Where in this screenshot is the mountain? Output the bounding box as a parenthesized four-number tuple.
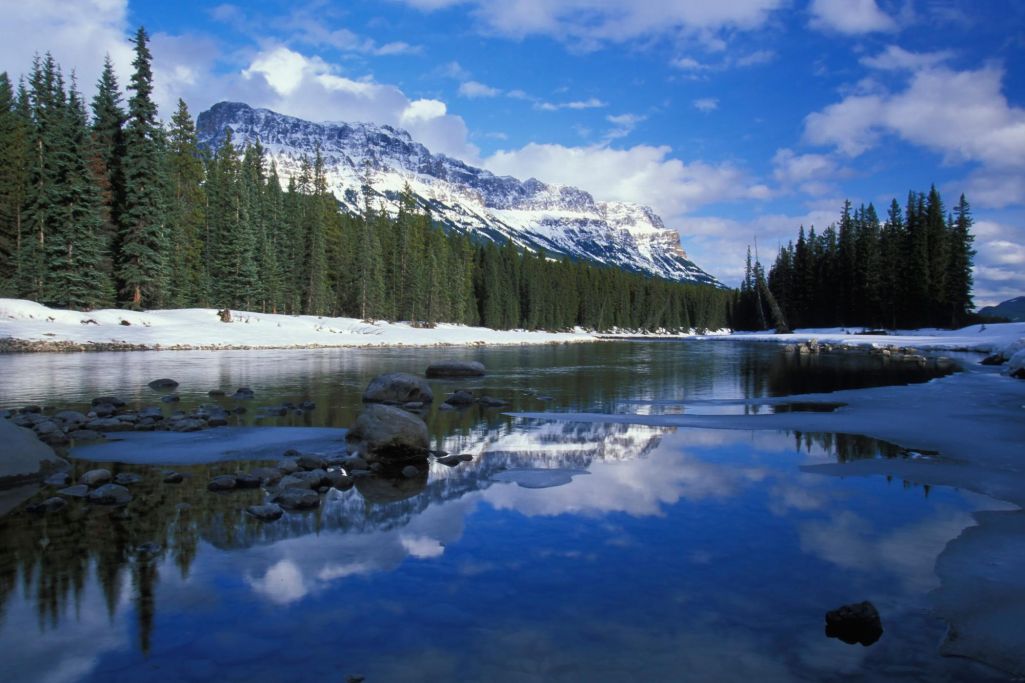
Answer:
(195, 102, 720, 286)
(978, 296, 1025, 322)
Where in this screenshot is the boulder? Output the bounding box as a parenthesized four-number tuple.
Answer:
(148, 378, 179, 390)
(362, 373, 434, 405)
(57, 484, 90, 498)
(347, 404, 430, 460)
(246, 503, 283, 522)
(79, 468, 112, 487)
(88, 484, 133, 506)
(91, 396, 125, 408)
(825, 601, 883, 646)
(234, 473, 262, 489)
(28, 496, 68, 514)
(273, 488, 320, 510)
(45, 472, 70, 487)
(444, 390, 476, 406)
(207, 475, 237, 492)
(113, 472, 143, 486)
(478, 396, 510, 408)
(425, 361, 485, 378)
(163, 472, 184, 484)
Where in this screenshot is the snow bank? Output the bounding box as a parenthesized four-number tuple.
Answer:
(709, 323, 1025, 355)
(0, 299, 595, 350)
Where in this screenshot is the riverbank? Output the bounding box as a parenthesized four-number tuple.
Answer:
(0, 299, 597, 351)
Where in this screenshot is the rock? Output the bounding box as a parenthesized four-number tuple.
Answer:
(92, 403, 117, 418)
(148, 378, 179, 390)
(161, 394, 181, 403)
(66, 428, 102, 443)
(444, 390, 476, 406)
(207, 416, 229, 427)
(459, 454, 474, 462)
(425, 360, 486, 378)
(402, 401, 425, 410)
(401, 465, 420, 478)
(208, 389, 226, 397)
(435, 454, 465, 467)
(980, 354, 1005, 366)
(324, 470, 354, 490)
(362, 372, 434, 405)
(355, 472, 427, 504)
(91, 396, 125, 408)
(339, 455, 369, 470)
(163, 472, 184, 484)
(347, 404, 430, 460)
(825, 601, 883, 646)
(276, 460, 300, 475)
(207, 475, 237, 492)
(246, 503, 283, 521)
(113, 472, 143, 486)
(32, 420, 59, 436)
(86, 418, 134, 432)
(79, 469, 112, 487)
(171, 418, 206, 433)
(273, 488, 320, 510)
(249, 467, 284, 486)
(57, 484, 90, 498)
(233, 387, 255, 400)
(234, 473, 262, 489)
(54, 410, 87, 427)
(28, 496, 68, 514)
(19, 404, 42, 414)
(297, 454, 327, 470)
(45, 472, 70, 487)
(88, 484, 133, 505)
(478, 396, 509, 408)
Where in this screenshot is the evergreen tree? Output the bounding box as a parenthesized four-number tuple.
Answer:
(118, 27, 167, 308)
(945, 194, 975, 327)
(164, 99, 206, 306)
(90, 55, 125, 266)
(0, 73, 30, 293)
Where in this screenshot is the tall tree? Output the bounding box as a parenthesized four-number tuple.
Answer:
(118, 27, 167, 308)
(945, 194, 975, 327)
(0, 73, 30, 293)
(164, 99, 206, 306)
(90, 55, 125, 263)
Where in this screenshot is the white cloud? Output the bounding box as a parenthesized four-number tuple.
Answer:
(771, 148, 841, 195)
(235, 46, 479, 161)
(484, 143, 768, 222)
(604, 113, 646, 140)
(804, 64, 1025, 171)
(860, 45, 953, 71)
(458, 80, 502, 98)
(808, 0, 897, 35)
(693, 97, 719, 112)
(536, 97, 607, 111)
(396, 0, 785, 49)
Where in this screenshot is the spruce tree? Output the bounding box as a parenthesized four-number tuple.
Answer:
(90, 55, 126, 264)
(118, 27, 167, 308)
(946, 194, 975, 327)
(164, 99, 206, 306)
(0, 73, 30, 294)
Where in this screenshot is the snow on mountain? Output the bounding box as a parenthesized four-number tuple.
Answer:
(195, 102, 721, 286)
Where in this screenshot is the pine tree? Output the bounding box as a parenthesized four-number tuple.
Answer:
(0, 73, 30, 293)
(164, 99, 206, 306)
(90, 55, 125, 267)
(118, 27, 167, 308)
(946, 194, 975, 327)
(44, 79, 113, 308)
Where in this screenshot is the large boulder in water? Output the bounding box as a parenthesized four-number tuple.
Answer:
(425, 361, 485, 378)
(347, 404, 430, 460)
(0, 419, 68, 488)
(825, 601, 883, 646)
(362, 373, 433, 405)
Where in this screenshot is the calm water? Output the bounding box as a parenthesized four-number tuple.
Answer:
(0, 341, 1008, 682)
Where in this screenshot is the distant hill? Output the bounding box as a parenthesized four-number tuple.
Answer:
(978, 296, 1025, 321)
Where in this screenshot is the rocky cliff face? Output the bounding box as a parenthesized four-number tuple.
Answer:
(196, 101, 720, 286)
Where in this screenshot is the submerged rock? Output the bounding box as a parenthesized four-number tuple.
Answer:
(444, 390, 476, 406)
(246, 503, 284, 522)
(425, 360, 485, 378)
(273, 488, 319, 510)
(148, 378, 179, 390)
(825, 601, 883, 646)
(207, 475, 237, 492)
(347, 404, 430, 460)
(163, 472, 184, 484)
(0, 419, 68, 487)
(79, 469, 112, 487)
(362, 372, 434, 405)
(88, 484, 133, 506)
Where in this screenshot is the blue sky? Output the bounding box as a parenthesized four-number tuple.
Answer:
(2, 0, 1023, 304)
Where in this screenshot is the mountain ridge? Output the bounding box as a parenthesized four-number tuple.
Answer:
(978, 296, 1025, 321)
(195, 101, 720, 287)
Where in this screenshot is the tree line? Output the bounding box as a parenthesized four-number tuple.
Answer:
(0, 28, 733, 332)
(735, 189, 976, 331)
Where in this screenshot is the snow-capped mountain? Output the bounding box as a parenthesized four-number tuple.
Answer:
(196, 102, 720, 286)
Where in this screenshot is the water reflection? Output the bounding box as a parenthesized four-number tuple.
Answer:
(0, 418, 1008, 682)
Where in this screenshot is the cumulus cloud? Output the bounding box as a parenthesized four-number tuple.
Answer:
(693, 97, 719, 112)
(395, 0, 785, 49)
(236, 46, 479, 161)
(860, 45, 953, 71)
(808, 0, 897, 35)
(484, 143, 768, 221)
(804, 64, 1025, 170)
(458, 80, 502, 98)
(771, 148, 843, 196)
